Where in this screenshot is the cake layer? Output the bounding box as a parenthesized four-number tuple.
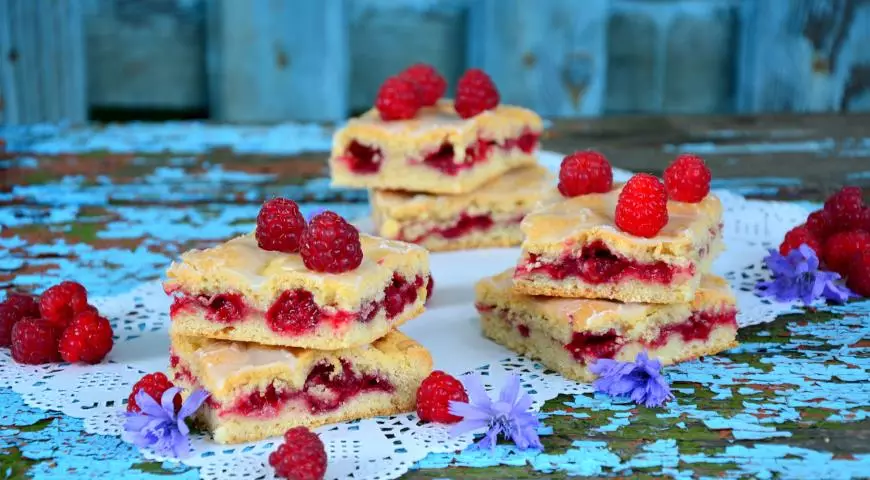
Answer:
(165, 233, 430, 349)
(371, 165, 553, 251)
(169, 330, 431, 444)
(477, 269, 738, 382)
(330, 100, 542, 194)
(513, 186, 723, 303)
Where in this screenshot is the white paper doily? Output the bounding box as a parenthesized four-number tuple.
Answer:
(0, 152, 813, 480)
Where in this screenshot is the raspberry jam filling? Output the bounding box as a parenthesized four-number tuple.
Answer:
(400, 212, 525, 244)
(340, 131, 539, 175)
(219, 359, 395, 418)
(516, 241, 693, 285)
(169, 274, 426, 336)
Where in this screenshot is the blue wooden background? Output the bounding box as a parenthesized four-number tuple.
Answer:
(1, 0, 869, 124)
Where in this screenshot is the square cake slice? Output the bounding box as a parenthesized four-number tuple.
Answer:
(169, 330, 432, 444)
(513, 185, 723, 304)
(477, 269, 737, 382)
(329, 100, 542, 195)
(165, 233, 430, 350)
(370, 165, 554, 251)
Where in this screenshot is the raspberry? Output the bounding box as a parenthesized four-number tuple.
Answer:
(806, 210, 835, 239)
(778, 224, 822, 257)
(425, 275, 434, 304)
(375, 76, 420, 121)
(416, 370, 468, 423)
(848, 250, 870, 297)
(58, 310, 114, 364)
(39, 281, 89, 329)
(614, 174, 669, 238)
(822, 230, 870, 275)
(454, 68, 500, 119)
(663, 154, 712, 203)
(4, 292, 40, 318)
(11, 319, 60, 364)
(269, 427, 327, 480)
(300, 211, 363, 273)
(267, 289, 321, 334)
(824, 186, 866, 232)
(398, 63, 447, 107)
(127, 372, 181, 413)
(0, 305, 25, 347)
(557, 150, 613, 197)
(256, 198, 307, 253)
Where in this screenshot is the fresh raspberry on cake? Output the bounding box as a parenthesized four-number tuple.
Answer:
(824, 186, 866, 232)
(269, 427, 327, 480)
(615, 174, 669, 238)
(128, 372, 181, 413)
(39, 281, 89, 329)
(779, 224, 821, 256)
(455, 68, 500, 119)
(416, 370, 468, 423)
(11, 319, 60, 364)
(301, 211, 363, 273)
(58, 310, 114, 364)
(557, 151, 613, 197)
(822, 230, 870, 275)
(256, 198, 307, 253)
(848, 250, 870, 297)
(399, 63, 447, 107)
(663, 154, 712, 203)
(375, 76, 420, 121)
(806, 210, 835, 239)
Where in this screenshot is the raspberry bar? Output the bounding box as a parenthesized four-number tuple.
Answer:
(477, 269, 738, 382)
(513, 185, 723, 304)
(169, 330, 431, 444)
(165, 233, 430, 350)
(329, 101, 542, 195)
(370, 165, 554, 251)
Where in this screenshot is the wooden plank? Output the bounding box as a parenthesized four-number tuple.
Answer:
(207, 0, 349, 122)
(84, 0, 206, 110)
(348, 0, 467, 113)
(605, 0, 738, 114)
(737, 0, 870, 113)
(467, 0, 608, 117)
(38, 0, 60, 122)
(65, 0, 88, 124)
(0, 0, 19, 124)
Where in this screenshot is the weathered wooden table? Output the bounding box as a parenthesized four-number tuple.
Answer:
(2, 115, 869, 479)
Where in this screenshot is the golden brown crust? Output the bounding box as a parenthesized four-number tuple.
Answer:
(511, 277, 699, 305)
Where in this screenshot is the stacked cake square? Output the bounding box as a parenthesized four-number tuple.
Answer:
(475, 155, 739, 381)
(164, 229, 433, 443)
(330, 65, 554, 251)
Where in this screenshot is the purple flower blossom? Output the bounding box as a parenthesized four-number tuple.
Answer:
(447, 374, 542, 450)
(756, 244, 853, 305)
(123, 387, 209, 458)
(590, 351, 673, 408)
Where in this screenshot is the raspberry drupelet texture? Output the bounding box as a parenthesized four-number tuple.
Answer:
(266, 289, 321, 334)
(848, 250, 870, 297)
(300, 211, 363, 273)
(822, 230, 870, 275)
(806, 210, 835, 239)
(399, 63, 447, 107)
(779, 224, 821, 257)
(256, 198, 307, 253)
(127, 372, 181, 413)
(416, 370, 468, 424)
(824, 186, 866, 232)
(4, 293, 40, 318)
(454, 68, 500, 119)
(0, 305, 25, 347)
(615, 174, 669, 238)
(375, 76, 421, 121)
(557, 150, 613, 197)
(39, 281, 89, 329)
(269, 427, 327, 480)
(59, 310, 114, 364)
(11, 319, 60, 364)
(663, 154, 712, 203)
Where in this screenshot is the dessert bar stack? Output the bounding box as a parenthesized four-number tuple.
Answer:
(475, 154, 740, 382)
(330, 65, 553, 251)
(164, 228, 433, 444)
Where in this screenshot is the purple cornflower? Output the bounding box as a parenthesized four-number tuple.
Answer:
(123, 387, 209, 458)
(448, 374, 542, 450)
(590, 351, 673, 408)
(756, 244, 853, 305)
